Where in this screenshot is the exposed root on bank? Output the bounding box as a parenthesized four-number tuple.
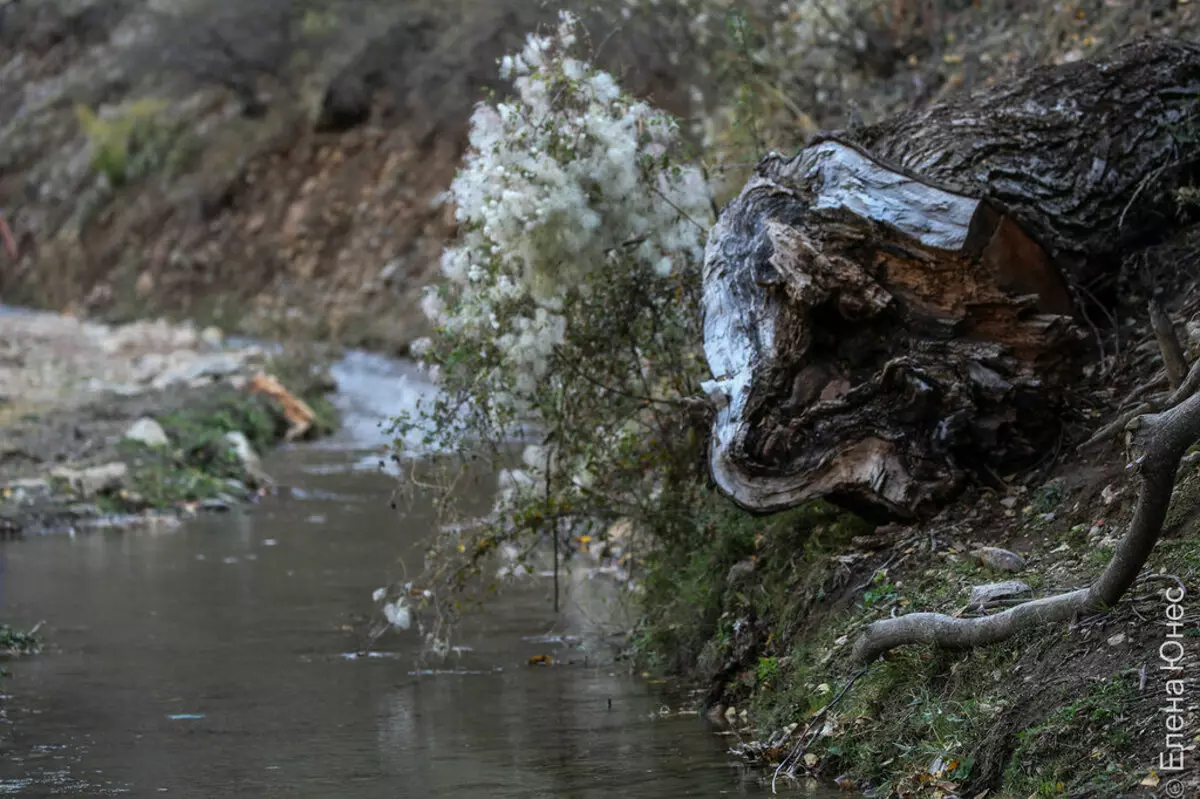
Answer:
(1079, 315, 1200, 453)
(851, 366, 1200, 664)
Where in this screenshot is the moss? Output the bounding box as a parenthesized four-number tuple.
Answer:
(159, 395, 282, 456)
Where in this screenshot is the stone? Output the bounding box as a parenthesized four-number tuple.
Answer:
(132, 352, 170, 383)
(172, 325, 199, 349)
(151, 353, 245, 389)
(726, 558, 756, 587)
(968, 580, 1032, 608)
(135, 270, 155, 297)
(51, 462, 128, 497)
(1107, 632, 1127, 647)
(970, 546, 1027, 573)
(223, 432, 270, 487)
(124, 417, 169, 448)
(200, 326, 224, 348)
(5, 477, 50, 497)
(999, 496, 1019, 509)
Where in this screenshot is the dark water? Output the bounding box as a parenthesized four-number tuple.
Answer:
(0, 353, 822, 797)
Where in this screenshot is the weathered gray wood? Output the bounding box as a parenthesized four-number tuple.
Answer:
(703, 38, 1200, 520)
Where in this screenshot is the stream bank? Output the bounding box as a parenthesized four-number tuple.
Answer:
(634, 433, 1200, 796)
(0, 307, 338, 535)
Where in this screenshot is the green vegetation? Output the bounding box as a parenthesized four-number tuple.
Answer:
(95, 395, 279, 514)
(75, 99, 195, 187)
(0, 625, 42, 658)
(631, 492, 870, 677)
(1003, 676, 1140, 797)
(622, 476, 1198, 795)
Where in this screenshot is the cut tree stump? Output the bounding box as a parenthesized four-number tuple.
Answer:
(702, 38, 1200, 520)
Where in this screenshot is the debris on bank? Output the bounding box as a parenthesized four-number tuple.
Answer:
(0, 309, 338, 533)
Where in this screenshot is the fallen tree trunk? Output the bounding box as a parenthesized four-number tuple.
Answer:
(703, 37, 1200, 520)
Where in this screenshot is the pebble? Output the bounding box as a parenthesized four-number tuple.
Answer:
(124, 417, 169, 448)
(223, 432, 270, 487)
(200, 326, 224, 348)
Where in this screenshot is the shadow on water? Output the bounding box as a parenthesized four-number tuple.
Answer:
(0, 351, 835, 797)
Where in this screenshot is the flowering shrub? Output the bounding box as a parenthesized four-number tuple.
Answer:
(391, 12, 715, 604)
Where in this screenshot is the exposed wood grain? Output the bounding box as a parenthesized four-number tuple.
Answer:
(703, 38, 1200, 519)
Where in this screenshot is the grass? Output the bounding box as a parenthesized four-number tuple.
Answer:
(628, 464, 1192, 795)
(94, 396, 280, 513)
(631, 490, 870, 676)
(1001, 675, 1141, 796)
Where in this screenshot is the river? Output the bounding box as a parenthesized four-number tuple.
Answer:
(0, 351, 823, 796)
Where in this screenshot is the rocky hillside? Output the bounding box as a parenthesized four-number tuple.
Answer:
(6, 0, 1190, 356)
(0, 0, 693, 352)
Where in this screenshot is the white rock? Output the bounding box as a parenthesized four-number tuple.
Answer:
(151, 353, 244, 389)
(1107, 633, 1127, 647)
(200, 326, 224, 348)
(132, 352, 169, 383)
(172, 325, 199, 349)
(124, 417, 169, 448)
(4, 478, 50, 497)
(223, 432, 269, 486)
(51, 462, 128, 497)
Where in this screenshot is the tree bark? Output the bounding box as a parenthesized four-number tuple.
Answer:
(703, 38, 1200, 520)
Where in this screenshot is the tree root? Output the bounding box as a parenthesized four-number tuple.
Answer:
(1078, 356, 1200, 452)
(1149, 297, 1188, 390)
(852, 387, 1200, 664)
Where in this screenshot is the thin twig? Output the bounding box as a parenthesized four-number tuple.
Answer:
(772, 665, 875, 793)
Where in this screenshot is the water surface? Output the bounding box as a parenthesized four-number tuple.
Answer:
(0, 352, 822, 797)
